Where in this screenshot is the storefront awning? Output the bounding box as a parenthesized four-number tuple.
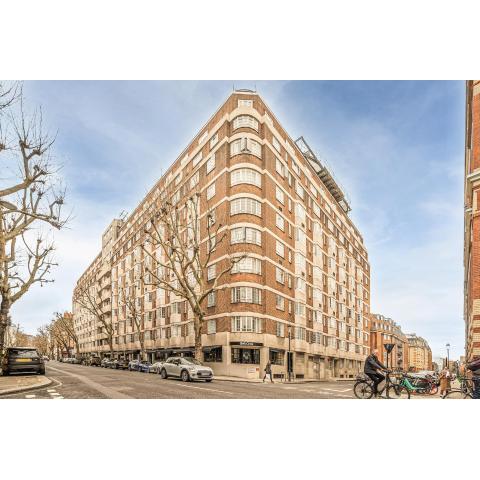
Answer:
(202, 345, 222, 353)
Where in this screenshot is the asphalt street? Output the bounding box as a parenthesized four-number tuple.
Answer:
(1, 361, 359, 399)
(2, 361, 442, 399)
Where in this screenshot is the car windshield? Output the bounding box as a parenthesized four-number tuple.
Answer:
(9, 349, 38, 358)
(183, 358, 202, 365)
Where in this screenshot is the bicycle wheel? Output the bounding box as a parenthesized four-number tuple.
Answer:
(387, 384, 411, 399)
(354, 381, 373, 399)
(444, 390, 472, 399)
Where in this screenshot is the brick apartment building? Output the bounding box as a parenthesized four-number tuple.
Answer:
(73, 90, 371, 380)
(464, 80, 480, 361)
(368, 313, 409, 370)
(406, 334, 432, 372)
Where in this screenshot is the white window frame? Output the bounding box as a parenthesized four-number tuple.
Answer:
(230, 168, 262, 188)
(230, 197, 262, 217)
(233, 115, 259, 131)
(206, 182, 216, 200)
(206, 154, 216, 174)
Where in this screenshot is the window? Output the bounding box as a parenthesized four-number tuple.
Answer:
(292, 160, 300, 175)
(230, 138, 262, 158)
(276, 267, 285, 284)
(231, 226, 262, 246)
(276, 158, 285, 177)
(204, 346, 222, 362)
(275, 186, 284, 204)
(207, 264, 216, 281)
(206, 154, 215, 174)
(233, 115, 259, 131)
(231, 257, 262, 275)
(207, 291, 216, 307)
(207, 319, 216, 334)
(206, 183, 216, 200)
(295, 302, 305, 316)
(276, 240, 285, 258)
(269, 349, 284, 365)
(295, 182, 304, 199)
(231, 287, 262, 304)
(231, 316, 262, 333)
(276, 213, 285, 231)
(230, 197, 261, 216)
(272, 136, 281, 152)
(276, 294, 285, 310)
(276, 322, 285, 337)
(296, 203, 306, 222)
(192, 151, 203, 167)
(198, 131, 208, 145)
(231, 168, 261, 188)
(238, 99, 253, 108)
(210, 132, 218, 149)
(190, 171, 199, 189)
(231, 348, 260, 364)
(295, 326, 306, 341)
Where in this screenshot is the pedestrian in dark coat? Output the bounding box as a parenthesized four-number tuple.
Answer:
(263, 360, 273, 383)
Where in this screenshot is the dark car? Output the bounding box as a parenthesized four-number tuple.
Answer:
(137, 361, 152, 373)
(110, 358, 129, 370)
(101, 358, 112, 368)
(2, 347, 45, 376)
(88, 356, 101, 367)
(128, 359, 148, 371)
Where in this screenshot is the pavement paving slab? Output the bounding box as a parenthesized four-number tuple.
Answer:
(0, 375, 52, 396)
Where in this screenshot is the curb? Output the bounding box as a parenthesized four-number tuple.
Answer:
(0, 377, 53, 397)
(215, 377, 349, 384)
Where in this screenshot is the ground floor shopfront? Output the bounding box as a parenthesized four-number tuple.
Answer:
(79, 333, 366, 380)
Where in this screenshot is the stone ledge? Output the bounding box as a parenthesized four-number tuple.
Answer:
(0, 375, 52, 397)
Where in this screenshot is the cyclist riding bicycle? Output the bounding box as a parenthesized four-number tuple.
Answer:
(364, 349, 390, 397)
(466, 356, 480, 399)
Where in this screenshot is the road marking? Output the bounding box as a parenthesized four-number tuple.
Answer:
(282, 386, 296, 390)
(50, 392, 61, 396)
(173, 383, 233, 395)
(25, 394, 36, 398)
(47, 389, 56, 393)
(52, 396, 64, 399)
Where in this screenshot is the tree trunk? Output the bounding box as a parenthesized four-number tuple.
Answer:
(0, 298, 11, 366)
(194, 313, 203, 361)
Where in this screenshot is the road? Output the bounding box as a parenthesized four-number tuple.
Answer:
(2, 362, 441, 399)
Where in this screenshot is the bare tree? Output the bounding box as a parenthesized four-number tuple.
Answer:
(52, 312, 79, 357)
(0, 82, 68, 360)
(120, 285, 145, 360)
(33, 324, 51, 357)
(141, 193, 244, 361)
(49, 314, 74, 359)
(73, 281, 114, 356)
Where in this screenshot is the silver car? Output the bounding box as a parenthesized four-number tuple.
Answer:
(151, 360, 165, 374)
(159, 356, 213, 382)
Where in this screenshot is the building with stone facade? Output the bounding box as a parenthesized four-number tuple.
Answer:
(464, 80, 480, 361)
(73, 90, 371, 380)
(368, 313, 409, 371)
(406, 334, 432, 372)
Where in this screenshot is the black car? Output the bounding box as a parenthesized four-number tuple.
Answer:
(2, 347, 46, 375)
(88, 356, 101, 367)
(111, 358, 129, 370)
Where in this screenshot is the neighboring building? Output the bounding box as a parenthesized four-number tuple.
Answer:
(368, 314, 409, 370)
(464, 80, 480, 361)
(406, 334, 432, 371)
(4, 323, 35, 348)
(73, 90, 371, 379)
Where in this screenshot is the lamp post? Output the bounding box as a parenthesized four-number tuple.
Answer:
(287, 325, 292, 382)
(446, 343, 450, 370)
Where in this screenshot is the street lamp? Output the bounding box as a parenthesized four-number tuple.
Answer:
(446, 343, 450, 369)
(287, 325, 292, 382)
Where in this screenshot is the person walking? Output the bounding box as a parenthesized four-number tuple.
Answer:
(438, 367, 451, 398)
(263, 360, 273, 383)
(364, 349, 389, 397)
(466, 357, 480, 399)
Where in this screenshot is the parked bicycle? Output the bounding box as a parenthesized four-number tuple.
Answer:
(443, 377, 473, 399)
(354, 371, 410, 399)
(398, 373, 438, 396)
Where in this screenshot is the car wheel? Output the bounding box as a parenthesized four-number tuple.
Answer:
(181, 370, 190, 382)
(205, 379, 212, 383)
(160, 369, 168, 379)
(39, 369, 46, 375)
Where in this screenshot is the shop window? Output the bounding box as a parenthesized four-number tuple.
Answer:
(231, 347, 260, 364)
(269, 349, 284, 365)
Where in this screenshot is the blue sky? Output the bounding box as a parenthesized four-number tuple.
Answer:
(13, 80, 465, 360)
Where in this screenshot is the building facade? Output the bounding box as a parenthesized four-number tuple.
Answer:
(73, 91, 371, 379)
(406, 334, 432, 372)
(368, 313, 409, 371)
(464, 80, 480, 361)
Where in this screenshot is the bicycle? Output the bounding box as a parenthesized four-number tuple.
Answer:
(443, 377, 473, 399)
(397, 373, 438, 396)
(353, 371, 410, 399)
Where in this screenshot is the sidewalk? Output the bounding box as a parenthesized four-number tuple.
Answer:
(215, 375, 353, 384)
(0, 375, 52, 397)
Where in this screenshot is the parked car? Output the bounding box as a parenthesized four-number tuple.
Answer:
(110, 358, 129, 370)
(137, 361, 152, 373)
(159, 356, 213, 382)
(128, 359, 141, 371)
(101, 358, 112, 368)
(42, 355, 50, 362)
(1, 347, 45, 376)
(87, 356, 101, 367)
(151, 360, 165, 374)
